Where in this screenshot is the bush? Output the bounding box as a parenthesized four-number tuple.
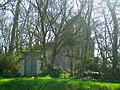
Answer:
(83, 71, 102, 80)
(2, 69, 19, 77)
(0, 54, 9, 76)
(38, 72, 48, 77)
(59, 71, 70, 79)
(0, 53, 20, 77)
(46, 64, 63, 78)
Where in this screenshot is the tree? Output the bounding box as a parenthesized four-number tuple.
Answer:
(105, 0, 119, 78)
(9, 0, 22, 54)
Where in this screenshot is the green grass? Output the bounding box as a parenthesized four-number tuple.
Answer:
(0, 77, 120, 90)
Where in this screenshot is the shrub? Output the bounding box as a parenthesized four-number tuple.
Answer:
(0, 53, 20, 77)
(59, 71, 70, 79)
(46, 64, 63, 78)
(83, 71, 102, 80)
(0, 54, 9, 76)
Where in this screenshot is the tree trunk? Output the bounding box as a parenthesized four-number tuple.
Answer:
(106, 0, 118, 72)
(9, 0, 21, 54)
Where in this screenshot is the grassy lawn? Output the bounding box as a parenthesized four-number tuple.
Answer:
(0, 77, 120, 90)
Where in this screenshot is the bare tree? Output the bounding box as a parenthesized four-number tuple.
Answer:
(9, 0, 22, 54)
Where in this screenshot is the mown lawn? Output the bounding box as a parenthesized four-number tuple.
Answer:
(0, 77, 120, 90)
